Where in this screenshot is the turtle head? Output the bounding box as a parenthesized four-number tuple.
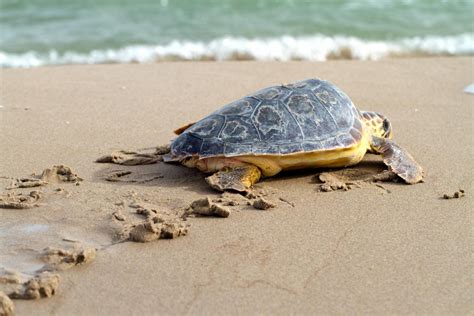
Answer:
(361, 111, 392, 139)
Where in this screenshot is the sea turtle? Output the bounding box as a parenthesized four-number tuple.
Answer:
(165, 79, 423, 192)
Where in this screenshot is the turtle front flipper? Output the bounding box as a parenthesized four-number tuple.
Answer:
(370, 136, 424, 184)
(205, 165, 261, 193)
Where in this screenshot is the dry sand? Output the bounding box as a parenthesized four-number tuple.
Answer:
(0, 58, 472, 315)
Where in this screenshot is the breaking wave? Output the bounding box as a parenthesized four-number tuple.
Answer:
(1, 33, 472, 68)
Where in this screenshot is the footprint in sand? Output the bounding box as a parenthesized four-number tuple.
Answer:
(0, 165, 82, 209)
(39, 245, 97, 272)
(6, 165, 82, 190)
(0, 165, 95, 312)
(0, 191, 42, 209)
(96, 146, 170, 184)
(0, 243, 95, 310)
(103, 170, 164, 183)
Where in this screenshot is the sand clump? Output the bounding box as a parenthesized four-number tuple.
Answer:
(190, 192, 278, 214)
(36, 165, 82, 184)
(127, 220, 189, 243)
(1, 270, 60, 301)
(136, 207, 162, 219)
(8, 273, 60, 300)
(0, 291, 15, 316)
(112, 188, 281, 243)
(159, 222, 189, 239)
(0, 190, 42, 209)
(40, 246, 97, 272)
(245, 188, 278, 210)
(6, 165, 82, 189)
(190, 197, 231, 218)
(112, 190, 281, 244)
(119, 205, 190, 243)
(318, 172, 352, 192)
(316, 169, 399, 192)
(442, 189, 465, 199)
(252, 197, 276, 210)
(128, 221, 162, 243)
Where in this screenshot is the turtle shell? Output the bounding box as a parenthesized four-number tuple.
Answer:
(170, 79, 363, 158)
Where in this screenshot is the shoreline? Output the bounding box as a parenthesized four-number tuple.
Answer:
(1, 54, 471, 70)
(2, 35, 473, 68)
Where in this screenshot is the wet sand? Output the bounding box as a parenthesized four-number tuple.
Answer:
(0, 58, 472, 314)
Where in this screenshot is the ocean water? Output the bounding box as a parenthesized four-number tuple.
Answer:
(0, 0, 472, 67)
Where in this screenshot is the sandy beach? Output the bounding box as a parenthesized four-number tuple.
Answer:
(0, 57, 472, 315)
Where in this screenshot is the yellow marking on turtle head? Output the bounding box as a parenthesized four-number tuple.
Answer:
(360, 111, 392, 139)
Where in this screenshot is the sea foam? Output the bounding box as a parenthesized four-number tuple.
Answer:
(1, 33, 472, 68)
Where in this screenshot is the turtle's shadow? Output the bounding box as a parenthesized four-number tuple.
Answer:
(92, 161, 215, 195)
(91, 154, 402, 194)
(266, 156, 391, 183)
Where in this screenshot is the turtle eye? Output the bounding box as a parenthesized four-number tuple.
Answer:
(382, 118, 392, 138)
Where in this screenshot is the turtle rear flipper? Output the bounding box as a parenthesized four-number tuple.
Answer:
(174, 122, 196, 135)
(205, 165, 261, 193)
(370, 136, 424, 184)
